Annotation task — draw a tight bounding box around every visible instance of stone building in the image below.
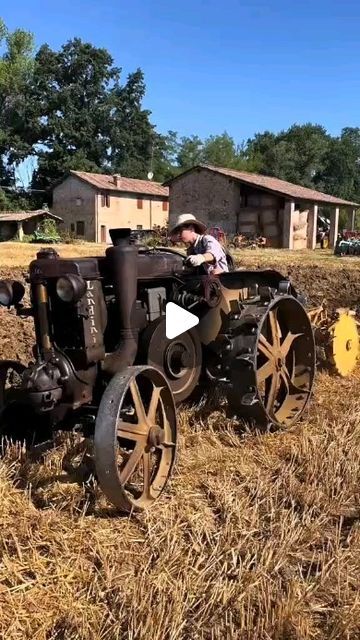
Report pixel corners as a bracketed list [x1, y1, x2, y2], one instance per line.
[165, 164, 359, 249]
[51, 170, 169, 243]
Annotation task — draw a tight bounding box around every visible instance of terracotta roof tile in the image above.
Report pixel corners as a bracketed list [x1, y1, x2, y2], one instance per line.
[167, 164, 359, 207]
[0, 210, 63, 222]
[71, 171, 169, 197]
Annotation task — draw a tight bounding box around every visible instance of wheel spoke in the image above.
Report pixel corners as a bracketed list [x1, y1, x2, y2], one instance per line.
[117, 421, 148, 441]
[119, 442, 145, 484]
[129, 379, 147, 425]
[280, 366, 310, 396]
[142, 452, 151, 498]
[147, 385, 163, 424]
[269, 309, 281, 350]
[280, 331, 303, 358]
[257, 358, 276, 383]
[266, 371, 281, 412]
[259, 334, 277, 359]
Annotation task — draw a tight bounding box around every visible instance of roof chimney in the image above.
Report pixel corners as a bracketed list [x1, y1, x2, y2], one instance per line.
[113, 173, 121, 187]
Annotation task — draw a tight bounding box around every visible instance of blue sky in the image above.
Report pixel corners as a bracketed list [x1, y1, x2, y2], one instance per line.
[1, 0, 360, 145]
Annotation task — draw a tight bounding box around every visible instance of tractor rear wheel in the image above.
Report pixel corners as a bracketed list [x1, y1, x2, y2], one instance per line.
[226, 295, 316, 429]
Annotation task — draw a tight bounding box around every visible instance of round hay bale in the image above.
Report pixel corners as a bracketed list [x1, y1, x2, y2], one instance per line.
[239, 209, 259, 223]
[292, 210, 300, 226]
[263, 223, 280, 237]
[293, 237, 307, 250]
[259, 194, 278, 206]
[293, 221, 307, 232]
[299, 210, 309, 225]
[247, 194, 261, 207]
[293, 229, 307, 241]
[259, 208, 278, 224]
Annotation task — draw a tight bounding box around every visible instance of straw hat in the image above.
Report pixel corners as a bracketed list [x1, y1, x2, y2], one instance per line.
[169, 213, 207, 235]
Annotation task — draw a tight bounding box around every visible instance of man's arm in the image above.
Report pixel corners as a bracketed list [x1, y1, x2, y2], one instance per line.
[186, 251, 215, 266]
[202, 251, 216, 263]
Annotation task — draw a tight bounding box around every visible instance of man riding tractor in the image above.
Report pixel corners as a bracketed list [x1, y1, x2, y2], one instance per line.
[169, 214, 230, 275]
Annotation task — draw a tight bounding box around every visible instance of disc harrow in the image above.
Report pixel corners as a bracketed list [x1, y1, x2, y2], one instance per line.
[307, 301, 359, 377]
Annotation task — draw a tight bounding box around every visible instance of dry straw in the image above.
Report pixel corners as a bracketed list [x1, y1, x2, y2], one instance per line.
[0, 248, 359, 638]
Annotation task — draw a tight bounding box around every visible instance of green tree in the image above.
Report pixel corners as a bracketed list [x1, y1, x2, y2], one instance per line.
[107, 68, 165, 179]
[203, 132, 235, 167]
[246, 124, 330, 185]
[315, 128, 360, 203]
[0, 18, 36, 208]
[153, 130, 181, 182]
[175, 131, 260, 173]
[30, 39, 164, 189]
[30, 38, 120, 189]
[176, 134, 204, 169]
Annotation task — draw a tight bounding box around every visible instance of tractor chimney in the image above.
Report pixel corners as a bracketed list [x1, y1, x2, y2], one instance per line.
[113, 173, 121, 188]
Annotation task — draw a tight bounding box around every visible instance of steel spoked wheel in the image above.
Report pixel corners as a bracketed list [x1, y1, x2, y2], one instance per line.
[94, 365, 177, 513]
[256, 298, 315, 426]
[227, 295, 315, 429]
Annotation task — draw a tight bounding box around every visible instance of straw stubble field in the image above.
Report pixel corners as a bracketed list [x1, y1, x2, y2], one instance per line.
[0, 243, 360, 639]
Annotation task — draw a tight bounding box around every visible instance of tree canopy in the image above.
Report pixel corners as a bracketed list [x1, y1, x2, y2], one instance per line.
[1, 17, 360, 213]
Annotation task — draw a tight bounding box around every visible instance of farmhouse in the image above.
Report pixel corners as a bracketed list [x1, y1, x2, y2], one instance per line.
[165, 164, 359, 249]
[51, 170, 169, 243]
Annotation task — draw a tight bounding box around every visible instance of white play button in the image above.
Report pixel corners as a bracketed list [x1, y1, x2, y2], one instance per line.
[165, 302, 199, 339]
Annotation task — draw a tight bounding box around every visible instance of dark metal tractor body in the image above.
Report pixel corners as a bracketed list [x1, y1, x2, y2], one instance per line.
[0, 228, 316, 513]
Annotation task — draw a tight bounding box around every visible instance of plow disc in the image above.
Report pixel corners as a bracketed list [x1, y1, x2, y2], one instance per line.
[308, 303, 359, 377]
[326, 311, 359, 377]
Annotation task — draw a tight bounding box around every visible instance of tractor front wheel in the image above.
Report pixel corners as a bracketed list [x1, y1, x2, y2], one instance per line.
[94, 365, 177, 513]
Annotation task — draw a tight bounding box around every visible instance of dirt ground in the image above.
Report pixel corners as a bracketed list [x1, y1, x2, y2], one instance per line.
[0, 243, 360, 639]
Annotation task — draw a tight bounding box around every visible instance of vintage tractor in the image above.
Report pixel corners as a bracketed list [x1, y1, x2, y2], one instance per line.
[0, 228, 316, 513]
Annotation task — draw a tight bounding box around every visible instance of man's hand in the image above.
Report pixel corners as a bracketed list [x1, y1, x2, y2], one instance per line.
[186, 254, 206, 267]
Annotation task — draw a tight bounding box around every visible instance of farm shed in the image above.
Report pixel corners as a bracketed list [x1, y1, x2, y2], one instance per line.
[165, 164, 360, 249]
[0, 210, 63, 241]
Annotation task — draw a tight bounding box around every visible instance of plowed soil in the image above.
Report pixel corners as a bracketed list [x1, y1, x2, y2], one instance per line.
[1, 244, 360, 639]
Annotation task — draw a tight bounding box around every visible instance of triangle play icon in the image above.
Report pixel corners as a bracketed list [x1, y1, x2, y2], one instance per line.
[165, 302, 199, 340]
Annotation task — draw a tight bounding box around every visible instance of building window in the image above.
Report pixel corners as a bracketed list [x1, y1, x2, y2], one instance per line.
[76, 197, 82, 207]
[101, 193, 110, 207]
[101, 225, 106, 243]
[137, 224, 143, 230]
[76, 221, 85, 236]
[162, 200, 168, 212]
[70, 223, 75, 233]
[137, 198, 143, 209]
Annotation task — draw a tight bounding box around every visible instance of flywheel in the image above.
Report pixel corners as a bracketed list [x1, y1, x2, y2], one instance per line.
[226, 295, 316, 428]
[326, 311, 359, 377]
[138, 317, 202, 403]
